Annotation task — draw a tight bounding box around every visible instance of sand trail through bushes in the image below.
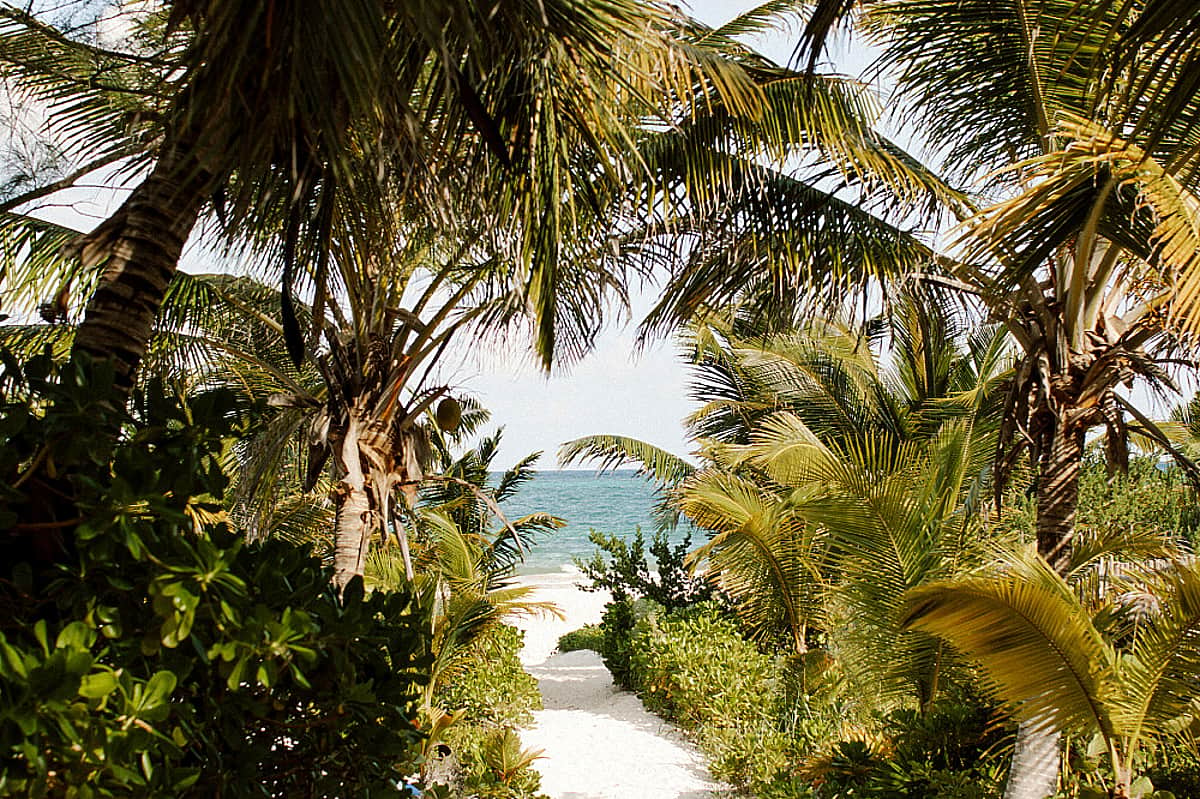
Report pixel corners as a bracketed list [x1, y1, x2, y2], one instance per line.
[512, 572, 725, 799]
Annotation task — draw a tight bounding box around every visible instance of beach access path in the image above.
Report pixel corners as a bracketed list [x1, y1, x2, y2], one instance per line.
[512, 572, 725, 799]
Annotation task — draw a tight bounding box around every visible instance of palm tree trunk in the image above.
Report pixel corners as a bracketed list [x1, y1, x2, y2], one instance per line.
[71, 141, 212, 396]
[1004, 406, 1085, 799]
[1035, 409, 1085, 574]
[18, 143, 212, 553]
[333, 480, 372, 592]
[1003, 721, 1061, 799]
[333, 416, 373, 592]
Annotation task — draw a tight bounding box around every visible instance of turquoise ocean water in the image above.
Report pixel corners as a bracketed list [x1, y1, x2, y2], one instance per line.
[497, 470, 695, 575]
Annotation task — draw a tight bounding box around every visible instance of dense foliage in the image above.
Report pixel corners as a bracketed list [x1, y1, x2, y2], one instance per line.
[575, 528, 711, 610]
[0, 355, 430, 797]
[555, 625, 603, 654]
[8, 1, 1200, 797]
[436, 625, 546, 799]
[575, 527, 714, 686]
[596, 600, 1008, 798]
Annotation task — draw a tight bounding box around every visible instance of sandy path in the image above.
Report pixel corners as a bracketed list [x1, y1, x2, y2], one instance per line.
[511, 571, 724, 799]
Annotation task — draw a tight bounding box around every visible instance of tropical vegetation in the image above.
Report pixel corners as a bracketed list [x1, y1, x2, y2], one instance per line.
[4, 0, 1200, 798]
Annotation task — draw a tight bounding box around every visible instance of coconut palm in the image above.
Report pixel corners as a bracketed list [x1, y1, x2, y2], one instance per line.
[1, 2, 967, 582]
[0, 0, 974, 390]
[904, 548, 1200, 799]
[0, 0, 770, 403]
[764, 7, 1200, 793]
[627, 19, 1200, 787]
[566, 291, 1012, 677]
[0, 215, 562, 589]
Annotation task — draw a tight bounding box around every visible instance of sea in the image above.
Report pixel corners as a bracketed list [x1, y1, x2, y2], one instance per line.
[496, 470, 696, 575]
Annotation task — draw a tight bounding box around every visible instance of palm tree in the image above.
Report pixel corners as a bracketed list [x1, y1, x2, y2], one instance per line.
[0, 222, 561, 589]
[367, 506, 560, 778]
[904, 548, 1200, 799]
[0, 0, 766, 402]
[566, 293, 1011, 689]
[783, 8, 1200, 794]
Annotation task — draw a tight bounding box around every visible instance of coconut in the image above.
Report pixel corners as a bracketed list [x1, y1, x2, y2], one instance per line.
[435, 396, 462, 431]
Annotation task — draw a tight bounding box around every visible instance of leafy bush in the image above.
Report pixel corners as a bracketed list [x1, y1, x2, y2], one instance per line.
[624, 602, 796, 791]
[999, 456, 1200, 548]
[439, 623, 542, 730]
[556, 625, 603, 653]
[0, 355, 430, 797]
[596, 597, 638, 689]
[581, 526, 712, 691]
[576, 528, 710, 609]
[615, 600, 1007, 799]
[437, 624, 545, 799]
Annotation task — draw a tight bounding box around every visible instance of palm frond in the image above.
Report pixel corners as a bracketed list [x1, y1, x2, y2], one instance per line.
[903, 551, 1117, 737]
[558, 434, 695, 486]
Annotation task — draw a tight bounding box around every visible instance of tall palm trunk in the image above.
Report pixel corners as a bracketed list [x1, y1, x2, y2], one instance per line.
[17, 143, 212, 552]
[333, 415, 372, 591]
[1003, 721, 1061, 799]
[72, 141, 212, 397]
[1006, 395, 1089, 799]
[333, 482, 373, 592]
[1035, 406, 1085, 574]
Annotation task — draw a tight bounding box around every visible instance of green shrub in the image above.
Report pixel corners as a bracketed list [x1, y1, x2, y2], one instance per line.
[436, 625, 545, 798]
[597, 597, 638, 689]
[556, 625, 603, 653]
[617, 600, 1008, 799]
[439, 624, 541, 729]
[1134, 739, 1200, 799]
[803, 703, 1008, 799]
[0, 355, 430, 797]
[441, 727, 547, 799]
[999, 456, 1200, 548]
[576, 528, 710, 610]
[624, 602, 795, 791]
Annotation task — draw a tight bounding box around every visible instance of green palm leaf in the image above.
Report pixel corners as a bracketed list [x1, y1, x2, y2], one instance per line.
[558, 434, 696, 486]
[903, 551, 1117, 737]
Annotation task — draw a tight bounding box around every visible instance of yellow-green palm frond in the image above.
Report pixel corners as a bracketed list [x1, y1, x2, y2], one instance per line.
[739, 410, 839, 487]
[683, 469, 826, 650]
[1113, 558, 1200, 747]
[0, 213, 90, 323]
[903, 550, 1117, 738]
[957, 114, 1200, 339]
[558, 434, 696, 486]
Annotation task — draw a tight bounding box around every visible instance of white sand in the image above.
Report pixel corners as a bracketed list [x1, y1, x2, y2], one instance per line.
[511, 570, 725, 799]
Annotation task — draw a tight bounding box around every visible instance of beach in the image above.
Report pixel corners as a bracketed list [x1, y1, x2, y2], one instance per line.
[511, 570, 724, 799]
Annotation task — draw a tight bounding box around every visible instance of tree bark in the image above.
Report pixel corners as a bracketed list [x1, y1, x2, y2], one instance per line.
[1004, 404, 1086, 799]
[17, 143, 212, 551]
[71, 141, 212, 396]
[332, 416, 372, 592]
[1003, 721, 1061, 799]
[332, 479, 372, 593]
[1035, 408, 1085, 575]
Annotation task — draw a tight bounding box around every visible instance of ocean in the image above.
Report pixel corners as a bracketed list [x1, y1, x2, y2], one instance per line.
[497, 470, 695, 574]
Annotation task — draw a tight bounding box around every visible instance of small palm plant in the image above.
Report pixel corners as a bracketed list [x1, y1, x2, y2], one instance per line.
[904, 549, 1200, 799]
[481, 727, 545, 786]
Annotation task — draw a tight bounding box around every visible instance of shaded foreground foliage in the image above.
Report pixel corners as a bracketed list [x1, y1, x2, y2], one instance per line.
[590, 600, 1008, 798]
[0, 354, 430, 796]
